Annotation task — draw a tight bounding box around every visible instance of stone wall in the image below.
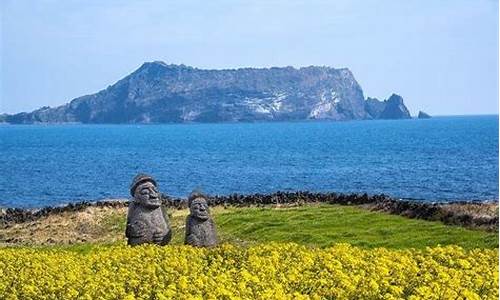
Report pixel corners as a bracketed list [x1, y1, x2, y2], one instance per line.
[1, 192, 497, 231]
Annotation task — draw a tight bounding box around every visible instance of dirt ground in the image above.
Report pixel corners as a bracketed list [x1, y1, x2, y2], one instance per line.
[0, 206, 128, 246]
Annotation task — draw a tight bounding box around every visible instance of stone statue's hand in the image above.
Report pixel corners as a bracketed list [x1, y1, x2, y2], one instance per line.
[156, 230, 172, 245]
[126, 221, 147, 238]
[186, 234, 198, 245]
[152, 231, 164, 241]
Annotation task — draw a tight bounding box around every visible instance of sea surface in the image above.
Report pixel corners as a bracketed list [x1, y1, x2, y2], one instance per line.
[0, 115, 498, 208]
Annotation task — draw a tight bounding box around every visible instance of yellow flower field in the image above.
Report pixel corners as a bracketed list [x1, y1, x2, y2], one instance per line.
[0, 243, 497, 300]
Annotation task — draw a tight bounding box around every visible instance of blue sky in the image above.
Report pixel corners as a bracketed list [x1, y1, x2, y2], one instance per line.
[1, 0, 498, 115]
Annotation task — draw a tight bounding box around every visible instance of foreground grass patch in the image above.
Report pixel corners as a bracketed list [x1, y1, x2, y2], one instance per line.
[214, 205, 498, 249]
[0, 243, 497, 299]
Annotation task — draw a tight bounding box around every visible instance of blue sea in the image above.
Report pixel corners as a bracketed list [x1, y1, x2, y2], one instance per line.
[0, 116, 498, 208]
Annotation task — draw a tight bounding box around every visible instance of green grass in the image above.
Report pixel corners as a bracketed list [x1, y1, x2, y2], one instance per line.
[99, 211, 127, 234]
[214, 204, 498, 249]
[8, 204, 497, 252]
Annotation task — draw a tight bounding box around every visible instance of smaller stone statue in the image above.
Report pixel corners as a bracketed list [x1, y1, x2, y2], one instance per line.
[126, 174, 172, 246]
[185, 191, 218, 247]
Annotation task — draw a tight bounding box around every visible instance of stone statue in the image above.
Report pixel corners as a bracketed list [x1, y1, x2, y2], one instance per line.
[185, 192, 218, 247]
[126, 174, 172, 246]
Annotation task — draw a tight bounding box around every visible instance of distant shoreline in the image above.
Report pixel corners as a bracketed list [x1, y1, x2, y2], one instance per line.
[0, 114, 498, 126]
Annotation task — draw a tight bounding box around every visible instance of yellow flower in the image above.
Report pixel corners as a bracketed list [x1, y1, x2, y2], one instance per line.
[0, 243, 496, 299]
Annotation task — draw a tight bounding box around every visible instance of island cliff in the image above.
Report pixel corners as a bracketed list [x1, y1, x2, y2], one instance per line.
[4, 61, 414, 124]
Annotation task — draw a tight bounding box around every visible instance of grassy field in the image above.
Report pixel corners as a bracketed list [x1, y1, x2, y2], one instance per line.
[212, 204, 498, 249]
[3, 203, 495, 250]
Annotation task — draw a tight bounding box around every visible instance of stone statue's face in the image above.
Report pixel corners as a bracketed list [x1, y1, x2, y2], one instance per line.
[190, 198, 209, 220]
[134, 181, 161, 208]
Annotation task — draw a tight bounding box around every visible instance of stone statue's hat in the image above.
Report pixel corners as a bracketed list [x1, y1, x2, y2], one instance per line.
[188, 190, 207, 207]
[130, 173, 157, 196]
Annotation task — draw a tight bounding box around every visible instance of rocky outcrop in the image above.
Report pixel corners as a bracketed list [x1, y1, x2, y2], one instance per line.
[364, 97, 386, 119]
[365, 94, 411, 120]
[418, 111, 431, 119]
[4, 62, 415, 124]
